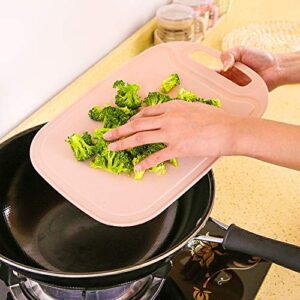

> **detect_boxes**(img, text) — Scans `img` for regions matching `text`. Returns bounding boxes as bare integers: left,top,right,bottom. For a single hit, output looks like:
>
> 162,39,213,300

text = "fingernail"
103,131,112,139
108,143,117,150
135,164,142,171
223,60,232,72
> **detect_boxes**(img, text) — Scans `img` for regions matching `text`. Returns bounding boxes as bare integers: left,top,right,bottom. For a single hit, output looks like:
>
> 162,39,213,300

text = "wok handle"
223,224,300,273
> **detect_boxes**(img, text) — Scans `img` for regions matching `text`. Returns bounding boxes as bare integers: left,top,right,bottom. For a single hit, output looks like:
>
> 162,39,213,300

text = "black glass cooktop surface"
157,220,271,300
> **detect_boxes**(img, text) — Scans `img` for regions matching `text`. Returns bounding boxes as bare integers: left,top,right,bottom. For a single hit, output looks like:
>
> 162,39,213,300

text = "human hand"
103,101,240,170
220,46,283,91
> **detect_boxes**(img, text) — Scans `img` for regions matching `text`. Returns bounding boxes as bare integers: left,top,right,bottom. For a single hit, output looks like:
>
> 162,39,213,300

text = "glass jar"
156,4,196,42
174,0,219,30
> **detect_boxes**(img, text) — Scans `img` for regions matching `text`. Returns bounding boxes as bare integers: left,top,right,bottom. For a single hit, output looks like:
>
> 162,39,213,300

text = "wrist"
226,116,258,157
275,52,300,86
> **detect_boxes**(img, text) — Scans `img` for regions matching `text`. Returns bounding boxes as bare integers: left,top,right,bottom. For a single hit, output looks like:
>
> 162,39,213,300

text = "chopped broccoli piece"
127,145,149,157
169,158,178,167
177,88,198,102
102,106,130,128
89,106,104,121
161,73,180,94
118,106,137,117
89,105,131,128
66,133,95,161
198,98,221,107
91,128,133,174
91,149,133,174
132,156,146,180
149,162,167,176
93,129,109,154
144,92,172,106
145,143,166,154
177,88,221,107
82,132,94,146
113,80,142,109
113,80,125,89
90,154,107,170
130,143,168,179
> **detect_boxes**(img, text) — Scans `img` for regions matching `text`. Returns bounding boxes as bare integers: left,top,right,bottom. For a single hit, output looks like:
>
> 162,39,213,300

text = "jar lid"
156,4,194,21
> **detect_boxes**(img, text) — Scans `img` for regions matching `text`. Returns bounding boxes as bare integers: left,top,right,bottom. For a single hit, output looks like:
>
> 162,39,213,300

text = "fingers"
135,147,173,170
104,116,162,141
108,130,165,151
130,102,169,120
220,46,245,71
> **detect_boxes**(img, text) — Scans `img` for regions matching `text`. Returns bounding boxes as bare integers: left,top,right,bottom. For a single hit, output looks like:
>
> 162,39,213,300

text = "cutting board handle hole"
190,51,252,87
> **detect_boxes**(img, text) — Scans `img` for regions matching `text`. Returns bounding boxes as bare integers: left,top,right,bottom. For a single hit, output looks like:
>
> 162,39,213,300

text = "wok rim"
0,124,215,279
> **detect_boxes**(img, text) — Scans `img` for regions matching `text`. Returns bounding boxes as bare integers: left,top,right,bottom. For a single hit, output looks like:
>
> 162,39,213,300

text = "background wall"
0,0,169,138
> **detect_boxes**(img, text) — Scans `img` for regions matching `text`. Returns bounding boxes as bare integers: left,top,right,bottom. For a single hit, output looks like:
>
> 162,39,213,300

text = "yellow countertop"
1,1,299,299
204,1,300,299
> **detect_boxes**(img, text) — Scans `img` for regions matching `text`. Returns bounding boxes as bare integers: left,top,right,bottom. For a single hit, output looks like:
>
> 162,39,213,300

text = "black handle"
223,224,300,272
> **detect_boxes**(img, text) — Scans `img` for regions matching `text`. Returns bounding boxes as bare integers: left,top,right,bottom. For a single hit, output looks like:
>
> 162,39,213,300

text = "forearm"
232,117,300,170
276,52,300,86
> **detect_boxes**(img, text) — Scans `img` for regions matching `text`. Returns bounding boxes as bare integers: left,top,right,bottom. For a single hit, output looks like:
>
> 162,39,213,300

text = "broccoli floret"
102,106,131,128
89,106,104,121
132,156,146,180
145,143,165,154
93,128,110,140
111,151,133,174
149,162,167,176
82,132,94,146
144,92,172,106
66,133,95,161
161,73,180,94
93,129,109,154
113,80,142,109
113,80,126,89
89,105,131,128
91,128,133,174
118,106,137,117
198,98,221,107
91,149,133,175
177,88,198,102
177,88,221,107
127,145,149,157
90,154,107,170
129,144,168,179
169,158,178,167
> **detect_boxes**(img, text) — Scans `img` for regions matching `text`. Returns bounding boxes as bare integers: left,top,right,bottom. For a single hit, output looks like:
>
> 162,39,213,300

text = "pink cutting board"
30,42,268,226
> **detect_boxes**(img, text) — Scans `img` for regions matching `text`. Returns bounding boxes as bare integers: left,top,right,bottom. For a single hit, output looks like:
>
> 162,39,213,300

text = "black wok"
0,125,299,289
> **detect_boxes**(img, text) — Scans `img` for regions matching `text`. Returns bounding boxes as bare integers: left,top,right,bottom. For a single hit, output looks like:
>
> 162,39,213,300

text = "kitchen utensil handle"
176,42,268,96
223,224,300,272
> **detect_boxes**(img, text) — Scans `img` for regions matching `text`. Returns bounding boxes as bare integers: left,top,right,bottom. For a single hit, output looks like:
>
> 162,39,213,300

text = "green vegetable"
82,132,94,146
169,158,178,167
161,73,180,94
90,150,133,175
129,143,169,180
132,156,146,180
149,162,166,176
144,92,171,106
113,80,142,109
177,88,221,107
88,106,103,121
177,88,198,102
66,133,95,161
90,128,133,174
66,73,220,179
89,105,132,128
198,98,221,107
